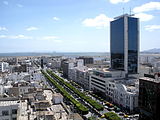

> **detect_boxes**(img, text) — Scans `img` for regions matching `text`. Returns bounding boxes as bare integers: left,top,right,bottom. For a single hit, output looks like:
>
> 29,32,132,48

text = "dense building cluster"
0,14,160,120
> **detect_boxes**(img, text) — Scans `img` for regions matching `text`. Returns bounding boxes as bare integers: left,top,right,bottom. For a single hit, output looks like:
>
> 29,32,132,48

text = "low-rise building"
0,62,9,73
34,100,51,110
0,100,19,120
90,68,138,112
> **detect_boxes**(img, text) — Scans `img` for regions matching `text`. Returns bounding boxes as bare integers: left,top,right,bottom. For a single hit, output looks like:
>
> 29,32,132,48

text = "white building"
0,100,19,120
68,68,77,81
7,72,30,82
0,62,9,73
90,69,138,112
62,58,84,78
75,66,91,89
113,83,138,111
68,60,91,89
0,85,4,96
90,69,125,91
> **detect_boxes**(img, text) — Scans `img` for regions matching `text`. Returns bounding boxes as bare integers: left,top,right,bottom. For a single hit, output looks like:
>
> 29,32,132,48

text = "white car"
104,106,108,109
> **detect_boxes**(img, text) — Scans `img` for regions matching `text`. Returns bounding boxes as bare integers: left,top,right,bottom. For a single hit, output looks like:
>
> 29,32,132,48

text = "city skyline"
0,0,160,53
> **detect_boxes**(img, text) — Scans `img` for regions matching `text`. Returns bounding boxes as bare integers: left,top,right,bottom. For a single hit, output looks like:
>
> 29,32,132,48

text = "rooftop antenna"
123,7,125,15
123,0,125,15
129,7,135,16
130,7,132,15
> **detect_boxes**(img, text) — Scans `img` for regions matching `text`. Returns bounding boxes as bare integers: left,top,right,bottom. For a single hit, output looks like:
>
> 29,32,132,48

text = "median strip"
47,70,104,111
41,70,89,115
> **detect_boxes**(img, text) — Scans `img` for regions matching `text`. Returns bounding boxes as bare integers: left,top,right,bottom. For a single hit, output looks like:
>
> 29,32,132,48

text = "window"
2,110,9,116
12,109,17,114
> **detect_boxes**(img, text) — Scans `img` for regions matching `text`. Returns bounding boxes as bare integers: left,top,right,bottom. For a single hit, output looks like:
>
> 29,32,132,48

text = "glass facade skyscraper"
110,14,139,74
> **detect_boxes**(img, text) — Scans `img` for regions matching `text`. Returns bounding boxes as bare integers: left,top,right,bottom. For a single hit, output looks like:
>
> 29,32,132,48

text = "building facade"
90,69,138,111
110,14,139,75
0,62,9,73
139,77,160,120
0,100,19,120
68,65,91,90
61,59,83,78
77,56,94,65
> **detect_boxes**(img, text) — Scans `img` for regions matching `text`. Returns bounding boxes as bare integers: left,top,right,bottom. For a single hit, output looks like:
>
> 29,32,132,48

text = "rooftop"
0,100,19,106
114,13,135,20
94,68,123,73
37,111,54,116
140,77,160,83
53,93,63,97
51,104,68,120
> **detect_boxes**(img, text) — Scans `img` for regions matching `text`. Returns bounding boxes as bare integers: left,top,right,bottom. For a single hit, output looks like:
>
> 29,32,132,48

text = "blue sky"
0,0,160,53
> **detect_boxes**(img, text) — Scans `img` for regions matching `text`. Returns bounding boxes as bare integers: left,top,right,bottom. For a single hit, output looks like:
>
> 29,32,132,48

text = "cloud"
109,0,130,4
16,4,23,8
134,13,154,21
0,35,32,39
0,35,61,42
145,25,160,31
26,26,38,31
0,27,8,31
41,36,62,43
52,40,62,43
3,1,8,5
0,35,6,38
53,17,60,21
42,36,59,40
10,35,33,39
133,2,160,13
82,14,113,28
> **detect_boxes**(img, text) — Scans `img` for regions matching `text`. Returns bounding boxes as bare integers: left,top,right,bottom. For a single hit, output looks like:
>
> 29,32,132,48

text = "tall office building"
110,14,139,74
139,77,160,120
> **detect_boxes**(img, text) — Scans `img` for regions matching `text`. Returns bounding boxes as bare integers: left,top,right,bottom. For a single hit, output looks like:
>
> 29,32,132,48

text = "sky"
0,0,160,53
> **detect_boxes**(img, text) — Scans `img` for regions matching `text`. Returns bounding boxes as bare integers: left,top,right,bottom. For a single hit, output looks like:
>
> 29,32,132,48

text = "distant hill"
142,48,160,53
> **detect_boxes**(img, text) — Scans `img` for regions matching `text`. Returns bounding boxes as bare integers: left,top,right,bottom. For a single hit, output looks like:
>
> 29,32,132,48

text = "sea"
0,52,109,57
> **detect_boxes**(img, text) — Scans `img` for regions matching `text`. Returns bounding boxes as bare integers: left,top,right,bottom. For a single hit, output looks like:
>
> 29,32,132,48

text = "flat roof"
53,93,63,97
37,111,54,116
94,68,124,73
114,13,135,20
0,100,19,106
51,104,68,120
140,77,160,83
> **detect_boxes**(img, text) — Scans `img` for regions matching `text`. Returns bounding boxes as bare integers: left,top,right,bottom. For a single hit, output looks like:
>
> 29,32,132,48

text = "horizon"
0,48,159,54
0,0,160,52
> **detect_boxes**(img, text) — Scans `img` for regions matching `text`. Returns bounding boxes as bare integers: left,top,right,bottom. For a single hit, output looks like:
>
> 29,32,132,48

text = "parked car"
100,115,105,118
104,106,108,109
124,114,129,118
119,112,125,116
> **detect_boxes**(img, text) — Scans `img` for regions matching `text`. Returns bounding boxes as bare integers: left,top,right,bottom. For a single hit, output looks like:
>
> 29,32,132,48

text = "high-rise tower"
110,14,139,74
